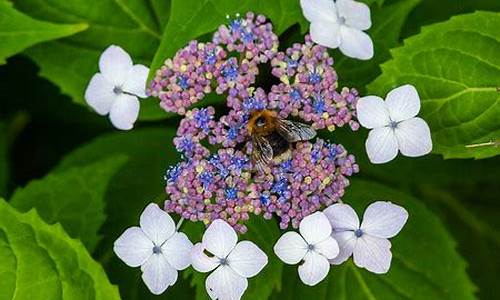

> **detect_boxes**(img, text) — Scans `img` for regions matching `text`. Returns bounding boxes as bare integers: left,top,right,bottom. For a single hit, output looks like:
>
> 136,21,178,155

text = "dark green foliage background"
0,0,499,299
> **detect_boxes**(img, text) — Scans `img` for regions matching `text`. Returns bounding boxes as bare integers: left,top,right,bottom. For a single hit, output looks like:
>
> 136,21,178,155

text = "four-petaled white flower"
114,203,193,295
356,84,433,164
300,0,373,60
274,212,339,286
191,219,268,300
85,45,149,130
324,201,408,274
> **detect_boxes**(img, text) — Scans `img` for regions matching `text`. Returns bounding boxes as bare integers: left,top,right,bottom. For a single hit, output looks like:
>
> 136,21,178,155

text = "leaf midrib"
351,266,377,300
34,0,161,40
0,26,86,36
111,0,161,39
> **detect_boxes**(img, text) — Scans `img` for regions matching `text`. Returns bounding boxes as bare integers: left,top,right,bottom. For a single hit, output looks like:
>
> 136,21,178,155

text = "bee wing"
252,135,273,173
276,119,317,142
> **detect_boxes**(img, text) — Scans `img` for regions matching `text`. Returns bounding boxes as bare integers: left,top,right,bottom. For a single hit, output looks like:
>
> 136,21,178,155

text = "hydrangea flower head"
151,13,360,234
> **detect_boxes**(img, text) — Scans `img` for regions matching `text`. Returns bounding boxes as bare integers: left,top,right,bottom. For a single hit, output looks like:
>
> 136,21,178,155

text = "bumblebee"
247,110,316,172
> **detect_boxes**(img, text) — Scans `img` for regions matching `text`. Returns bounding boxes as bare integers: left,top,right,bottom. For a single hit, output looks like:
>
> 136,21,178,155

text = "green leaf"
368,11,500,159
360,0,384,6
417,185,500,300
11,0,167,120
0,199,120,300
183,217,283,300
334,0,421,92
9,156,128,252
272,179,476,300
56,128,185,299
0,1,87,64
148,0,307,81
401,0,500,39
149,0,171,29
0,123,8,196
0,112,30,197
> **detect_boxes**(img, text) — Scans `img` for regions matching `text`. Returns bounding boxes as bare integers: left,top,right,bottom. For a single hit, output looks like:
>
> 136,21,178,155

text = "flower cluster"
165,140,358,232
150,13,360,232
149,12,279,115
268,36,359,131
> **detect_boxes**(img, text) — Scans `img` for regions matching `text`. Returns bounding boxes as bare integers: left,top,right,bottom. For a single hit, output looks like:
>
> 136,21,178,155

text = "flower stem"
465,140,499,148
176,217,185,231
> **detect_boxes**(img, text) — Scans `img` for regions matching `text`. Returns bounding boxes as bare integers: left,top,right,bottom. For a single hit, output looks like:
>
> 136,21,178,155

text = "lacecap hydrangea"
149,12,360,233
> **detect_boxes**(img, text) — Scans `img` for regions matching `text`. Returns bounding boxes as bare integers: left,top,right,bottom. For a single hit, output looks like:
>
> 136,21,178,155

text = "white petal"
330,231,356,265
299,212,332,245
356,96,391,129
314,236,339,260
139,203,176,246
191,243,220,273
206,265,248,300
324,203,360,231
109,94,140,130
84,73,116,115
202,219,238,259
161,232,193,270
141,254,177,295
310,21,341,49
353,235,392,274
300,0,338,23
336,0,371,30
113,227,153,267
361,201,409,239
227,241,267,278
99,45,133,85
274,231,308,265
385,84,421,122
298,251,330,286
122,64,149,98
394,118,433,157
339,26,374,60
365,127,399,164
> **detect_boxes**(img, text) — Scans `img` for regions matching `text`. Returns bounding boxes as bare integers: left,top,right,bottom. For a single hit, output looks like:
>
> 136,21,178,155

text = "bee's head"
248,110,276,134
255,116,266,128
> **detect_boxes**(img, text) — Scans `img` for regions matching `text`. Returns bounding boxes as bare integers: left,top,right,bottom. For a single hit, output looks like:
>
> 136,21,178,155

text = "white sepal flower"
324,201,408,274
274,212,339,286
84,45,149,130
114,203,193,295
191,219,268,300
300,0,373,60
356,84,433,164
